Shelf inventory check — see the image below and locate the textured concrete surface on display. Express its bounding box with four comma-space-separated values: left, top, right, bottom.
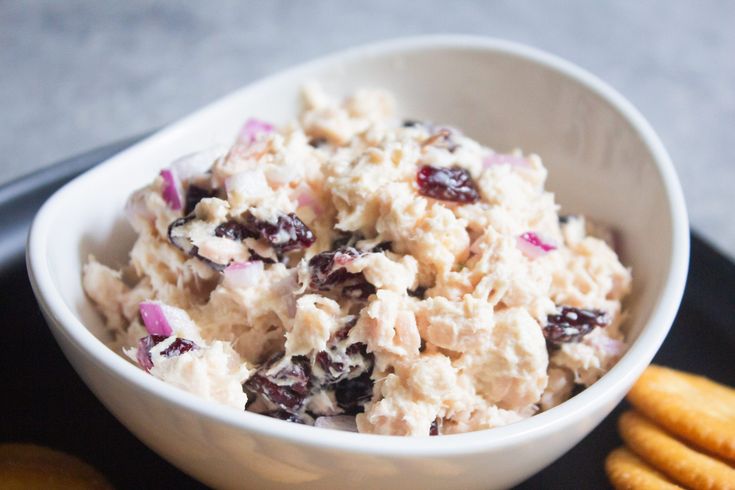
1, 1, 733, 258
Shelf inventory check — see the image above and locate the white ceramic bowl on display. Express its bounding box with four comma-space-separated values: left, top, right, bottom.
27, 36, 688, 489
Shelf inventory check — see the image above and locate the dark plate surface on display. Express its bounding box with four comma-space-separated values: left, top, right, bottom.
2, 139, 733, 489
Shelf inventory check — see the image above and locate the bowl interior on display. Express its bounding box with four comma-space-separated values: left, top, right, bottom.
46, 41, 674, 351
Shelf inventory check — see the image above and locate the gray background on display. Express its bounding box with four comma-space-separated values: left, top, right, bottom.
2, 1, 733, 258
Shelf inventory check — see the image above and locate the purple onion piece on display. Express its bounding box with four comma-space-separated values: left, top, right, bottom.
160, 169, 182, 211
517, 231, 557, 259
238, 118, 274, 144
139, 301, 173, 336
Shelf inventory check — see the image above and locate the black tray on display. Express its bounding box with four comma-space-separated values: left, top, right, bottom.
2, 138, 733, 489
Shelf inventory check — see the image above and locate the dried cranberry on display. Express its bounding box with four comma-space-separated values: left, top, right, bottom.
244, 354, 312, 412
247, 249, 277, 264
416, 165, 479, 203
184, 185, 217, 215
309, 247, 361, 289
168, 216, 228, 271
330, 233, 390, 254
334, 371, 373, 415
430, 419, 439, 436
245, 375, 302, 411
170, 215, 278, 270
167, 216, 228, 270
137, 336, 159, 370
543, 306, 610, 345
214, 220, 255, 241
315, 351, 345, 383
408, 286, 427, 299
247, 213, 316, 253
213, 221, 277, 264
314, 266, 351, 288
307, 247, 374, 299
315, 319, 368, 385
342, 282, 376, 299
308, 247, 354, 285
371, 241, 392, 253
137, 335, 198, 371
168, 215, 196, 254
345, 342, 369, 357
333, 317, 357, 342
281, 356, 312, 396
329, 344, 371, 379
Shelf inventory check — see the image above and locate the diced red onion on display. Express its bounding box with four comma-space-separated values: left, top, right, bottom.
483, 153, 529, 168
517, 231, 557, 259
160, 169, 182, 211
238, 118, 274, 145
225, 169, 270, 202
171, 146, 226, 181
138, 302, 202, 344
139, 301, 173, 336
223, 261, 264, 289
313, 415, 358, 432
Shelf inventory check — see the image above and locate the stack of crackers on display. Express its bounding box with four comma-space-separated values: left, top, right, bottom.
606, 365, 735, 489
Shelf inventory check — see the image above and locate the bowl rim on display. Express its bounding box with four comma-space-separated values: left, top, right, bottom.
27, 34, 689, 457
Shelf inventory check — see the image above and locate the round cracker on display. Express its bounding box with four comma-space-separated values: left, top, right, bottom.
0, 443, 112, 489
619, 411, 735, 489
627, 364, 735, 462
605, 446, 682, 489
